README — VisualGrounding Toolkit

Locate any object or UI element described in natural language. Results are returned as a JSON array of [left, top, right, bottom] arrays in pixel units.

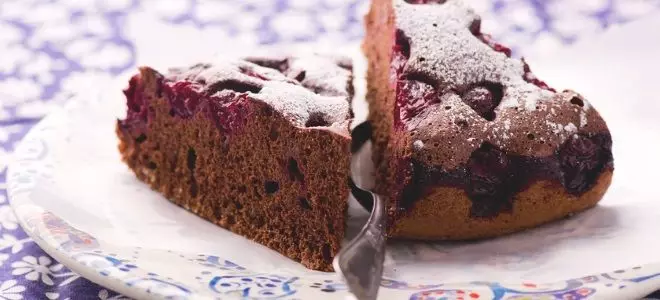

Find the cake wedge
[[362, 0, 614, 239], [116, 55, 354, 271]]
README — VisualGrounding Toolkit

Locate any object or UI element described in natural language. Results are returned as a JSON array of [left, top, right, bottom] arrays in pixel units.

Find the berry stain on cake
[[117, 55, 354, 271], [363, 0, 614, 239]]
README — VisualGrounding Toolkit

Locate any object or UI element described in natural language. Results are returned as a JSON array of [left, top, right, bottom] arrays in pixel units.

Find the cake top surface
[[166, 54, 353, 129], [392, 0, 609, 168]]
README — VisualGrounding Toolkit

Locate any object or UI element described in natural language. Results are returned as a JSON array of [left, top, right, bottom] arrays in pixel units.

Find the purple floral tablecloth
[[1, 0, 660, 299]]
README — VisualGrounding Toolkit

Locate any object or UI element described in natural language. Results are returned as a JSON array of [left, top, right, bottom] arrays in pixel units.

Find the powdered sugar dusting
[[166, 55, 352, 128], [169, 60, 294, 87], [413, 140, 425, 150], [546, 120, 564, 134], [580, 110, 588, 128], [254, 82, 350, 127], [564, 123, 577, 133], [392, 0, 609, 167], [285, 55, 352, 98], [395, 0, 553, 112]]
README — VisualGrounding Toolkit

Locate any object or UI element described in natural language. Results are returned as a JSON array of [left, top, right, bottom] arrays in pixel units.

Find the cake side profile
[[116, 55, 353, 271], [363, 0, 614, 239]]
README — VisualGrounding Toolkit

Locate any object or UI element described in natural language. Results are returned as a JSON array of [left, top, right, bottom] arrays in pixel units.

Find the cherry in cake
[[116, 55, 354, 271], [363, 0, 614, 239]]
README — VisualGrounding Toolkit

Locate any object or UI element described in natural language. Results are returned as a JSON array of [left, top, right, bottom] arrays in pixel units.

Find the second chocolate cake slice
[[363, 0, 613, 239], [116, 55, 353, 271]]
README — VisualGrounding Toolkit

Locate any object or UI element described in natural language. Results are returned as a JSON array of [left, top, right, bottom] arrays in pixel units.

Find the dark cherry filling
[[559, 134, 610, 193], [119, 74, 254, 139], [521, 59, 556, 92], [467, 143, 515, 216], [163, 79, 256, 137], [390, 30, 410, 88], [392, 30, 444, 127], [396, 78, 438, 123], [166, 81, 204, 118], [124, 75, 144, 115], [118, 74, 151, 136], [477, 33, 513, 58], [123, 75, 149, 123], [398, 133, 613, 217], [460, 83, 503, 121]]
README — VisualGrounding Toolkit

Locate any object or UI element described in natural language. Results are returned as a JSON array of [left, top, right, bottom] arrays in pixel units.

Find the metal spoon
[[333, 122, 387, 300]]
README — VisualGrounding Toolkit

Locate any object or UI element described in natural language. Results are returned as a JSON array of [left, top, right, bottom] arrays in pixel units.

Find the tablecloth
[[1, 0, 660, 299]]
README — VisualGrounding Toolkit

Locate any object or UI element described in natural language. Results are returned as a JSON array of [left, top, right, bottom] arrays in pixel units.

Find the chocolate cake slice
[[363, 0, 614, 239], [116, 55, 353, 271]]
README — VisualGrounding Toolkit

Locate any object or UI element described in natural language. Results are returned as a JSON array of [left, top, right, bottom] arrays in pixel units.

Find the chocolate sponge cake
[[363, 0, 614, 239], [116, 55, 353, 271]]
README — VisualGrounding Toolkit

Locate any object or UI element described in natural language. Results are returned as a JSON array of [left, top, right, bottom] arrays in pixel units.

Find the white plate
[[8, 15, 660, 300]]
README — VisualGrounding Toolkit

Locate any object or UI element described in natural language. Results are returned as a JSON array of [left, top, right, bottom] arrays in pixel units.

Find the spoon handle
[[334, 122, 387, 300]]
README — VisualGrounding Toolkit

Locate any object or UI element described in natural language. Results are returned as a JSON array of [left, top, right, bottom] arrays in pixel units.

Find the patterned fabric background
[[1, 0, 660, 298]]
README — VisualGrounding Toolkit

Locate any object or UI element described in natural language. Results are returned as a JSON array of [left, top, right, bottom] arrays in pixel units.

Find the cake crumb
[[580, 111, 588, 128], [564, 123, 577, 133], [413, 140, 425, 150], [503, 120, 511, 130]]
